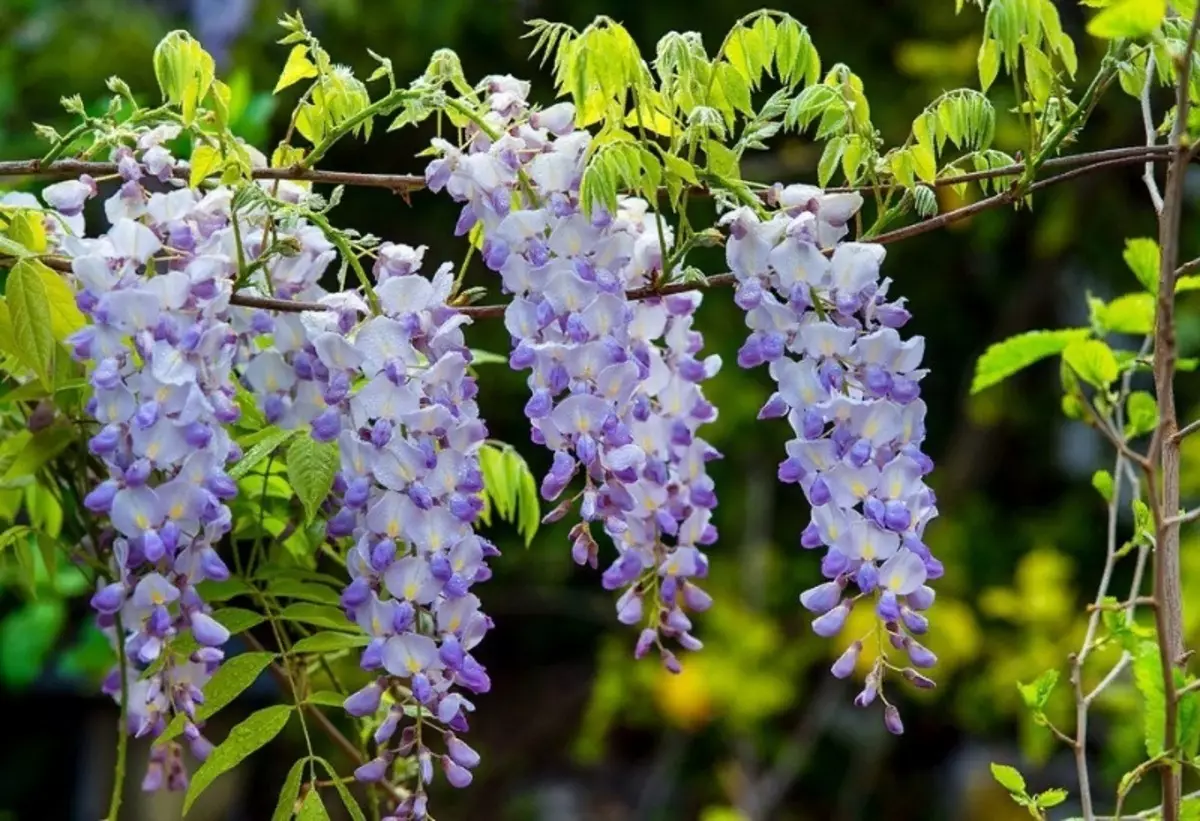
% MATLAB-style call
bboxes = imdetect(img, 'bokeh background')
[2,1,1199,819]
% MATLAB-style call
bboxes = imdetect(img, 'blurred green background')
[2,1,1199,819]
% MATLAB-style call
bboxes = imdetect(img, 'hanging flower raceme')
[723,186,940,732]
[317,247,494,809]
[425,85,720,668]
[60,131,245,788]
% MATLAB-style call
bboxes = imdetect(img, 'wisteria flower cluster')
[309,248,496,807]
[425,80,721,670]
[723,188,941,731]
[59,130,245,788]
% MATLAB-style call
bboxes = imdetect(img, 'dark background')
[1,1,1199,819]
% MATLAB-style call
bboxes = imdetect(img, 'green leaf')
[275,45,319,94]
[0,599,65,688]
[517,456,540,547]
[160,650,275,740]
[818,136,847,188]
[279,602,357,631]
[1017,669,1059,713]
[271,757,308,821]
[184,704,293,813]
[1035,788,1068,808]
[1124,238,1160,294]
[305,690,347,708]
[286,436,338,524]
[989,762,1027,796]
[1086,0,1166,39]
[290,631,370,654]
[971,328,1090,393]
[230,427,296,480]
[1099,293,1154,335]
[478,444,512,522]
[1063,339,1119,388]
[715,63,752,115]
[189,145,222,188]
[1133,639,1166,756]
[297,790,330,821]
[978,38,1001,91]
[1126,391,1158,438]
[313,757,367,821]
[6,259,56,385]
[468,349,508,367]
[33,264,85,342]
[267,578,341,606]
[1092,469,1114,503]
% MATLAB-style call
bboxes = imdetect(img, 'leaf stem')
[105,611,129,821]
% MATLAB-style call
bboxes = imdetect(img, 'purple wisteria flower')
[316,246,493,802]
[60,139,247,787]
[722,187,940,730]
[425,86,720,669]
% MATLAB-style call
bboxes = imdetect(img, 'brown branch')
[0,145,1179,199]
[0,159,426,193]
[4,149,1188,321]
[1147,8,1200,821]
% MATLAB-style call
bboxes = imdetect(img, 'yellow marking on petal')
[107,403,118,419]
[170,503,184,519]
[151,591,164,605]
[156,387,169,402]
[862,419,879,438]
[387,520,400,538]
[828,525,840,540]
[850,481,867,498]
[371,616,381,633]
[404,582,418,600]
[802,387,815,404]
[889,480,902,498]
[862,544,875,561]
[406,657,421,674]
[888,574,902,590]
[146,441,161,459]
[666,559,680,575]
[449,616,461,631]
[430,533,442,551]
[266,374,278,391]
[135,513,150,529]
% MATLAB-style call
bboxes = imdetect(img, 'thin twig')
[1142,51,1165,215]
[106,611,129,821]
[1164,507,1200,527]
[1171,417,1200,443]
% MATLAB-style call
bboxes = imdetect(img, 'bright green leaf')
[971,328,1090,393]
[184,704,293,813]
[1126,391,1158,438]
[1124,238,1160,294]
[1035,788,1068,808]
[189,145,222,188]
[6,258,56,385]
[1092,469,1114,503]
[1133,639,1166,756]
[1063,339,1119,388]
[989,762,1027,796]
[275,45,319,94]
[1086,0,1167,39]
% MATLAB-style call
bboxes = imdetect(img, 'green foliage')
[1062,339,1119,389]
[184,704,294,813]
[990,761,1068,818]
[290,631,370,654]
[160,651,276,741]
[477,442,540,546]
[1086,0,1167,40]
[272,757,308,821]
[313,757,367,821]
[971,328,1090,393]
[1124,237,1160,293]
[286,436,339,525]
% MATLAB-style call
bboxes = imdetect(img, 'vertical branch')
[106,612,129,821]
[1148,10,1200,821]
